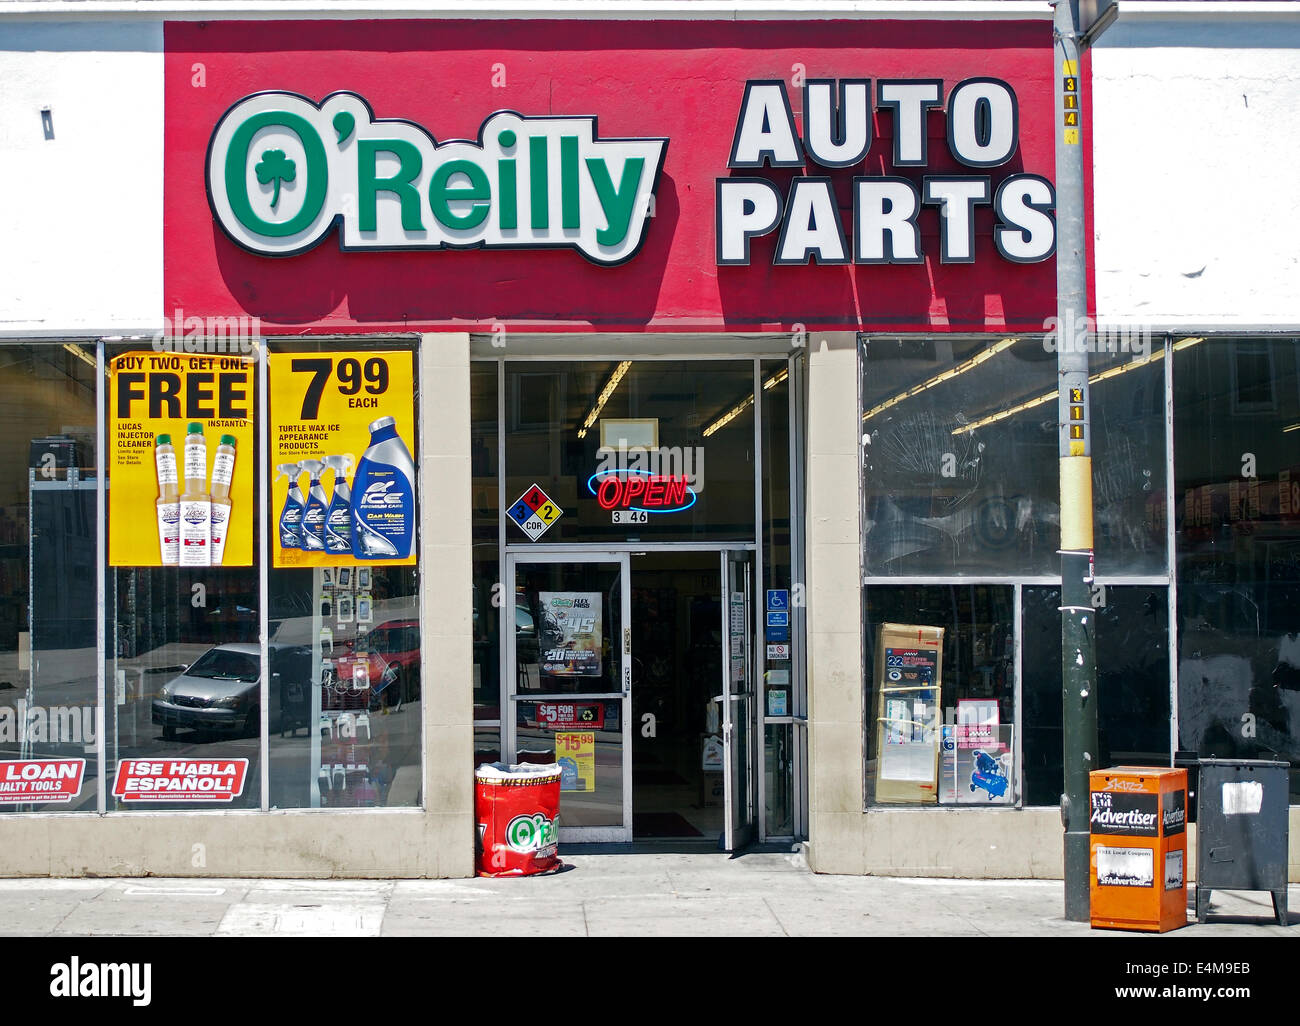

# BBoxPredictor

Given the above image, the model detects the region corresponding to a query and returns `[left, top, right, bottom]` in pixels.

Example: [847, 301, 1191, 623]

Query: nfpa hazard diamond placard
[507, 483, 563, 541]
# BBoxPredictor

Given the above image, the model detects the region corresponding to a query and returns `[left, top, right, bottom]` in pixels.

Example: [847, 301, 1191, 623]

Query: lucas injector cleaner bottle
[321, 454, 354, 554]
[178, 423, 211, 567]
[276, 462, 306, 550]
[351, 416, 415, 559]
[155, 434, 180, 565]
[299, 458, 328, 552]
[209, 435, 237, 566]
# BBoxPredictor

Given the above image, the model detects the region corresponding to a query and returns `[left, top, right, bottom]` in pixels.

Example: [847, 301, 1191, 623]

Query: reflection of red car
[335, 620, 421, 710]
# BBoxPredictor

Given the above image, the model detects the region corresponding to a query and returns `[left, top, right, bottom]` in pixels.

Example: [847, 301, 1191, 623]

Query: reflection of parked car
[151, 643, 311, 739]
[516, 604, 539, 664]
[335, 620, 421, 710]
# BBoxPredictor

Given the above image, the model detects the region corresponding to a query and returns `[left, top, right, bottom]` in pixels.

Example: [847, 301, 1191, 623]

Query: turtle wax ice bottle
[322, 454, 354, 554]
[276, 462, 305, 551]
[299, 458, 328, 552]
[209, 435, 237, 566]
[351, 417, 415, 560]
[155, 434, 180, 565]
[178, 423, 211, 567]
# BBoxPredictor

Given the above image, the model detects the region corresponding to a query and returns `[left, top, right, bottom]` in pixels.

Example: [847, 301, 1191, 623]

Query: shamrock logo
[255, 149, 296, 210]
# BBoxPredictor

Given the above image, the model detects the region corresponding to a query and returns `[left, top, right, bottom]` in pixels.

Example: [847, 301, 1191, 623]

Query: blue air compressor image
[969, 749, 1009, 800]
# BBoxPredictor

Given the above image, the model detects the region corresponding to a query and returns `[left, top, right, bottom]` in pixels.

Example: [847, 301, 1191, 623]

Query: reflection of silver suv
[151, 643, 309, 739]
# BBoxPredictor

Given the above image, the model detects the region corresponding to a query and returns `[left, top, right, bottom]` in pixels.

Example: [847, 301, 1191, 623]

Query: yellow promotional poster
[556, 731, 595, 793]
[109, 351, 256, 567]
[269, 351, 417, 568]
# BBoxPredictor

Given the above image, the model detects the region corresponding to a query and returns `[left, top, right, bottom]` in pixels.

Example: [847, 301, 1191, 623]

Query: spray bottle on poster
[321, 454, 354, 554]
[299, 458, 328, 552]
[276, 462, 306, 550]
[350, 416, 415, 560]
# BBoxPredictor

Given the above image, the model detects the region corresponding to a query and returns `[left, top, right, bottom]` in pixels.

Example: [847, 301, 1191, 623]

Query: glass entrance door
[505, 552, 631, 842]
[722, 550, 756, 850]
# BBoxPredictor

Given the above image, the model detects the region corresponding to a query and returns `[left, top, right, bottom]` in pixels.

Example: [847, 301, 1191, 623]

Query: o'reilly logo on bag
[505, 812, 557, 853]
[1089, 791, 1158, 837]
[1163, 790, 1186, 836]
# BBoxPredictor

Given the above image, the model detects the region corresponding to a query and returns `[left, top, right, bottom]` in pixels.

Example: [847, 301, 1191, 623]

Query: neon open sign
[586, 468, 697, 514]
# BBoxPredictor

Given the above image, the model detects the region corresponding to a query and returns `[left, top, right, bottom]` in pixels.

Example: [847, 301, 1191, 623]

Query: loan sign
[208, 91, 667, 265]
[0, 759, 85, 804]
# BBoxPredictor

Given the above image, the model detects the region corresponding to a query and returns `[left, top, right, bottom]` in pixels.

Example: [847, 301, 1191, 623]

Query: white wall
[1092, 12, 1300, 330]
[0, 22, 163, 335]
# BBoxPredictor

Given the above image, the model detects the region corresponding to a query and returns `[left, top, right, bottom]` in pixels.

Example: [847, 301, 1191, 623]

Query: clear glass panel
[266, 339, 422, 809]
[861, 337, 1057, 576]
[764, 723, 794, 836]
[761, 359, 794, 718]
[105, 339, 261, 811]
[860, 336, 1166, 577]
[1173, 337, 1300, 802]
[513, 560, 623, 828]
[471, 361, 500, 723]
[503, 361, 755, 543]
[1021, 585, 1172, 807]
[0, 342, 99, 813]
[725, 554, 754, 842]
[474, 725, 501, 769]
[864, 585, 1016, 805]
[268, 565, 421, 809]
[1090, 346, 1168, 575]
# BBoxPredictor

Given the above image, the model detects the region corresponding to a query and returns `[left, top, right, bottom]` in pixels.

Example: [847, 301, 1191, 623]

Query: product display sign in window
[108, 351, 256, 567]
[269, 351, 417, 567]
[537, 592, 602, 677]
[873, 623, 944, 803]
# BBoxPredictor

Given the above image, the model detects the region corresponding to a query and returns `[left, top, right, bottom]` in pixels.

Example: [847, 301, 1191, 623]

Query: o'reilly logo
[505, 812, 557, 853]
[207, 91, 667, 265]
[50, 957, 151, 1006]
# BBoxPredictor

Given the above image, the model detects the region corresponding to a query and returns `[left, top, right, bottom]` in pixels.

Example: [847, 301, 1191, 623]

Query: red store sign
[166, 18, 1066, 334]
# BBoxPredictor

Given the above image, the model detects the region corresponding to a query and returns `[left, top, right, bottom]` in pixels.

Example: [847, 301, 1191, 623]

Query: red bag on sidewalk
[475, 762, 563, 877]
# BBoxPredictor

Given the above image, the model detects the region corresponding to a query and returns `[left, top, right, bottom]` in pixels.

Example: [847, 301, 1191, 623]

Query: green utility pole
[1053, 0, 1099, 923]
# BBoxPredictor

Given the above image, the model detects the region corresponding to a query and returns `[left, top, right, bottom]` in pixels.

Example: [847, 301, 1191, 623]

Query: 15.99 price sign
[269, 350, 417, 567]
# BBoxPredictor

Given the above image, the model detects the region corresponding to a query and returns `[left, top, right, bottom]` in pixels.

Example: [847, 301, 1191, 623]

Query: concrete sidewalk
[0, 848, 1294, 937]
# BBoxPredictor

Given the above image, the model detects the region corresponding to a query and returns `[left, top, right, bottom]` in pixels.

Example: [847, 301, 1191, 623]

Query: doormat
[633, 811, 704, 838]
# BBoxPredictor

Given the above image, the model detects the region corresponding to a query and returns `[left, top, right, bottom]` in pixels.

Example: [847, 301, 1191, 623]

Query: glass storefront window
[863, 585, 1016, 806]
[0, 343, 99, 813]
[761, 358, 795, 835]
[472, 361, 501, 755]
[266, 340, 422, 809]
[764, 722, 794, 836]
[503, 361, 755, 544]
[860, 336, 1166, 577]
[1021, 585, 1172, 807]
[1174, 338, 1300, 802]
[105, 339, 261, 810]
[861, 337, 1058, 577]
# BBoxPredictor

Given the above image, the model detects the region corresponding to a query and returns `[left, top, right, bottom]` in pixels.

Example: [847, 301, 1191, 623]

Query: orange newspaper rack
[1089, 766, 1188, 932]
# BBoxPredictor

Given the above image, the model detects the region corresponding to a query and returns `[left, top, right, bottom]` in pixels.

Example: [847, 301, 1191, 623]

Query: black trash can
[1195, 758, 1290, 926]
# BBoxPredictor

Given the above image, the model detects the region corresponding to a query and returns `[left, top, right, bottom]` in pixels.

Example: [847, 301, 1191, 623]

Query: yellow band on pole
[1060, 455, 1094, 550]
